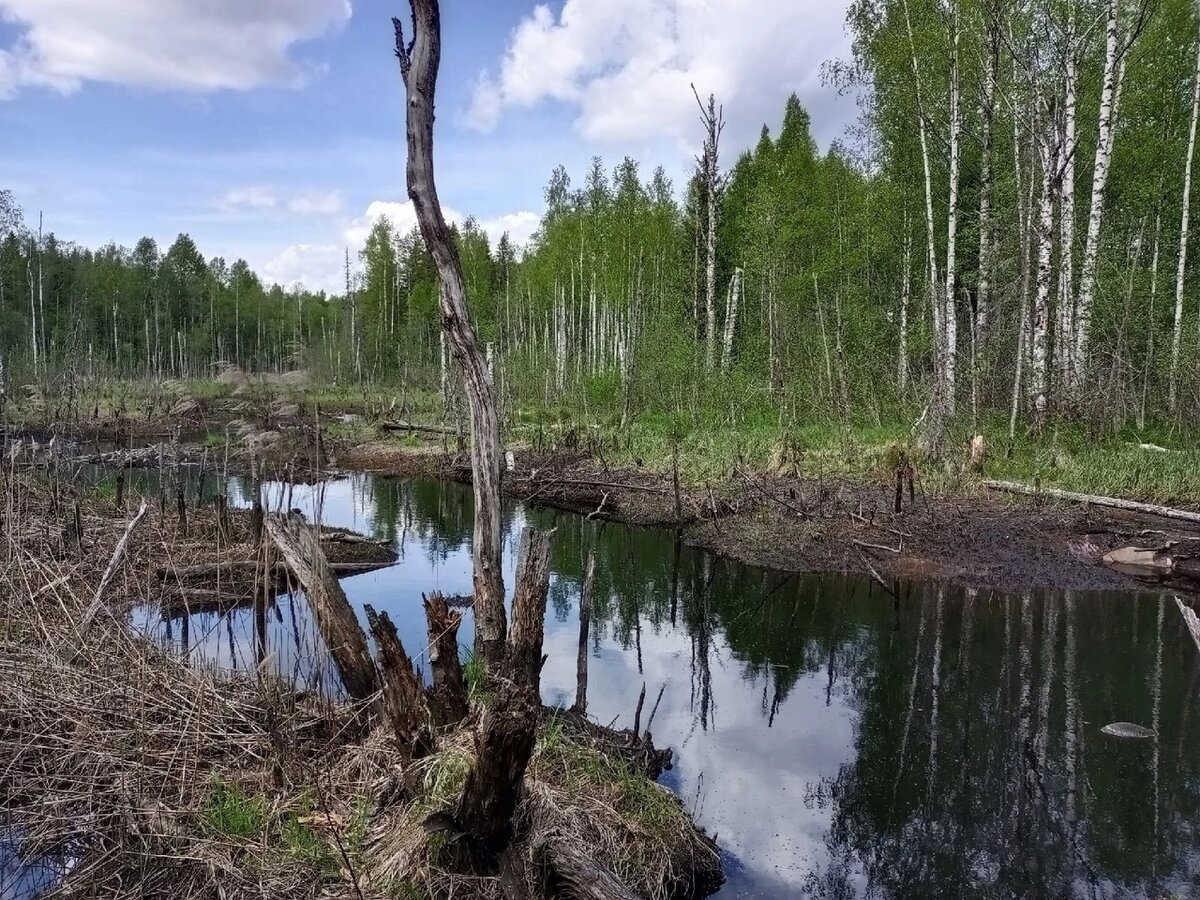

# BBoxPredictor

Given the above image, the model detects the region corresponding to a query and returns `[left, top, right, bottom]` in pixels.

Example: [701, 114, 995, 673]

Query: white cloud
[218, 186, 343, 217]
[220, 186, 278, 212]
[478, 210, 540, 249]
[0, 0, 350, 98]
[288, 190, 344, 216]
[260, 243, 344, 296]
[260, 200, 542, 295]
[468, 0, 851, 147]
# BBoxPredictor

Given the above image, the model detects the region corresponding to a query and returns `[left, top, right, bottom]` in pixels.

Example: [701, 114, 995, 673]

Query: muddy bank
[338, 438, 1200, 595]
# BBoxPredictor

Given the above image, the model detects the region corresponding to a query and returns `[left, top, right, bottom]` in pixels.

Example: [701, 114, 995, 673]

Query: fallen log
[982, 480, 1200, 525]
[380, 420, 455, 436]
[157, 559, 395, 580]
[64, 501, 149, 661]
[264, 514, 377, 701]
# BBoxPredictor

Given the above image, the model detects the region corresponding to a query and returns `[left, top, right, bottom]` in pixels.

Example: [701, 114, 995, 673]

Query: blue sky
[0, 0, 855, 293]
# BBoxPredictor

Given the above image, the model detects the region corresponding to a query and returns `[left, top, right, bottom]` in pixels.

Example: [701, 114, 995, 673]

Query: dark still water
[134, 474, 1200, 899]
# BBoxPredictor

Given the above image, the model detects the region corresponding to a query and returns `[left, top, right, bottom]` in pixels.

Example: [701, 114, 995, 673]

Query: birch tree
[1171, 23, 1200, 412]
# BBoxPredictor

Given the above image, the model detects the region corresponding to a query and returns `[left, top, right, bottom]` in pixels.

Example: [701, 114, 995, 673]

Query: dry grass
[0, 470, 720, 900]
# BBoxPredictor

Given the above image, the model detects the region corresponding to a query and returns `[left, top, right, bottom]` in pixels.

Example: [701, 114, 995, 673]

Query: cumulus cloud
[468, 0, 851, 147]
[219, 186, 278, 212]
[260, 200, 541, 295]
[0, 0, 350, 98]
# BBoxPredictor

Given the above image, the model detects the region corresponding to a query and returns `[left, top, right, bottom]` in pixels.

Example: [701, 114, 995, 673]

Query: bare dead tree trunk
[365, 604, 434, 756]
[572, 551, 596, 716]
[425, 592, 469, 727]
[396, 6, 506, 672]
[692, 85, 724, 372]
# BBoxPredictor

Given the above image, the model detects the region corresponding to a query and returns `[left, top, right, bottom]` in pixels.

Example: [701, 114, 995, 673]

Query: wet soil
[338, 438, 1200, 596]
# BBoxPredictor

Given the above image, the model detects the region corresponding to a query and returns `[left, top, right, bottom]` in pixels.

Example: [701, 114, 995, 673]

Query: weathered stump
[365, 604, 433, 757]
[424, 592, 469, 727]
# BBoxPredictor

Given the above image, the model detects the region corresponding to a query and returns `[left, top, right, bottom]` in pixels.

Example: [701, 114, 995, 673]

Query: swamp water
[19, 471, 1200, 898]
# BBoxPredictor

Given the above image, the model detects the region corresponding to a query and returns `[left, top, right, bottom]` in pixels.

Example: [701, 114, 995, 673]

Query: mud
[338, 438, 1200, 596]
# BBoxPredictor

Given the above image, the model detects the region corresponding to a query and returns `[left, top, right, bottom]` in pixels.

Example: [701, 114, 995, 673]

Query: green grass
[200, 779, 267, 840]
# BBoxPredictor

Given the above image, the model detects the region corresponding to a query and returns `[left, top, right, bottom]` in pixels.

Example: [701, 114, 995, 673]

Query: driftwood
[64, 501, 149, 660]
[380, 420, 455, 436]
[264, 514, 377, 701]
[365, 604, 433, 757]
[425, 592, 469, 727]
[982, 480, 1200, 525]
[571, 552, 595, 715]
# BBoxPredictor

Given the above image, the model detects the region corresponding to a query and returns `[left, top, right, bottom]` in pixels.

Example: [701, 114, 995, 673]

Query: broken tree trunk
[572, 551, 596, 716]
[396, 1, 506, 674]
[1175, 597, 1200, 655]
[506, 528, 552, 696]
[365, 603, 433, 756]
[424, 592, 469, 727]
[982, 480, 1200, 525]
[264, 514, 378, 701]
[454, 526, 554, 871]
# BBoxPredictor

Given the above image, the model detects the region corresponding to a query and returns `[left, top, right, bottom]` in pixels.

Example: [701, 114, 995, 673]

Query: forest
[4, 0, 1200, 458]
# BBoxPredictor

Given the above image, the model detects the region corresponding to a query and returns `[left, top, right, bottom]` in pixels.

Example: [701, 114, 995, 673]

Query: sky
[0, 0, 857, 295]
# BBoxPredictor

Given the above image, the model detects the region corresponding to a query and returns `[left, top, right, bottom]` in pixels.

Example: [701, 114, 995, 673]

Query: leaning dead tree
[395, 2, 506, 673]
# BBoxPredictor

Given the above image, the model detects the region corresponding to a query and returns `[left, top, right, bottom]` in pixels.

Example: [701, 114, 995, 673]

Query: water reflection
[132, 473, 1199, 899]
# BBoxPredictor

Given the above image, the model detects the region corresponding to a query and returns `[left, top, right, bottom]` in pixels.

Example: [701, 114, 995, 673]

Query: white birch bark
[902, 0, 943, 390]
[942, 0, 962, 418]
[977, 24, 998, 344]
[1057, 0, 1078, 386]
[900, 214, 913, 392]
[721, 266, 742, 371]
[1072, 0, 1124, 391]
[1033, 130, 1057, 428]
[1171, 31, 1200, 412]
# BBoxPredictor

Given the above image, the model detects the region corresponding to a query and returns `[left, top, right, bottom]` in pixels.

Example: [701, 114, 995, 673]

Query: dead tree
[424, 592, 469, 726]
[692, 84, 724, 372]
[365, 604, 433, 757]
[453, 527, 553, 871]
[395, 2, 506, 673]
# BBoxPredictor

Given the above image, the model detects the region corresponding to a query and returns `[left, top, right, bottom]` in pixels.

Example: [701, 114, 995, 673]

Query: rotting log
[533, 834, 641, 900]
[395, 1, 506, 675]
[425, 592, 469, 727]
[571, 552, 596, 716]
[264, 514, 377, 701]
[64, 500, 149, 661]
[982, 480, 1200, 525]
[157, 559, 394, 580]
[365, 604, 433, 757]
[506, 528, 552, 695]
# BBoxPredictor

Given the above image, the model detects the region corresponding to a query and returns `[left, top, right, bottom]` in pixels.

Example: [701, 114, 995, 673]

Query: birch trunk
[1073, 0, 1124, 392]
[977, 23, 998, 345]
[1171, 31, 1200, 412]
[396, 6, 507, 672]
[902, 0, 943, 407]
[942, 0, 962, 418]
[721, 266, 742, 371]
[900, 213, 912, 392]
[1057, 1, 1078, 386]
[1033, 129, 1057, 428]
